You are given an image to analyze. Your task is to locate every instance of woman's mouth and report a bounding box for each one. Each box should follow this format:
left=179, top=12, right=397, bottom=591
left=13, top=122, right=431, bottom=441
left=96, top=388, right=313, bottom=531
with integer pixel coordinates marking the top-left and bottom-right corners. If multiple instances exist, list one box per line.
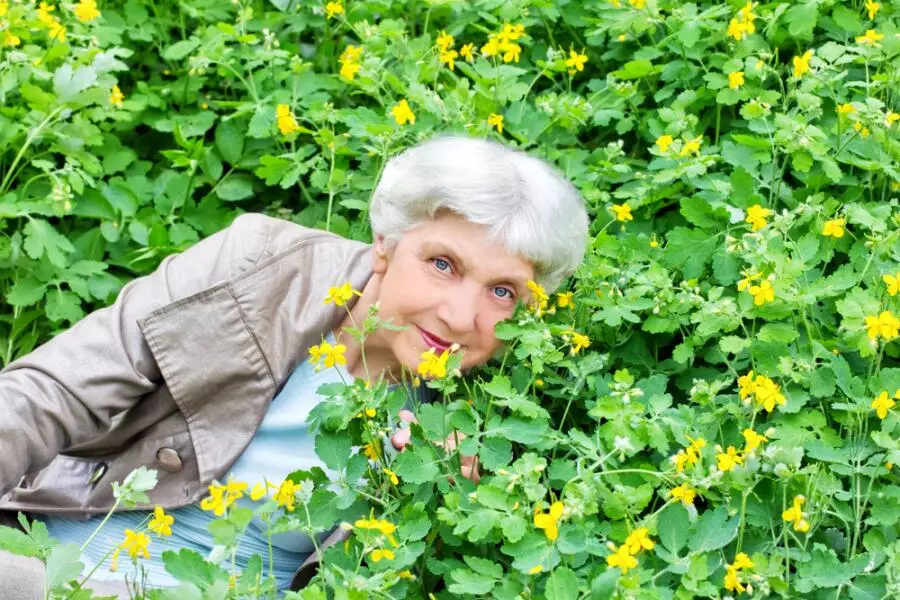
left=417, top=326, right=452, bottom=352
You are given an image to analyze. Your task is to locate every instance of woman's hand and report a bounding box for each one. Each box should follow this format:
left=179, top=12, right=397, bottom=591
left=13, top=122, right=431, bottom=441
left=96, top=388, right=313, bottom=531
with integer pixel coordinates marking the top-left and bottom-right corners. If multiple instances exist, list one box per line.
left=391, top=410, right=480, bottom=484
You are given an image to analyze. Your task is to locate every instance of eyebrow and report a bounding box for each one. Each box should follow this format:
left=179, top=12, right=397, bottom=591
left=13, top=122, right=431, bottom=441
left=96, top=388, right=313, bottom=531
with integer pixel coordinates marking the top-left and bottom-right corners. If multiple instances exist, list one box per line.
left=424, top=241, right=532, bottom=290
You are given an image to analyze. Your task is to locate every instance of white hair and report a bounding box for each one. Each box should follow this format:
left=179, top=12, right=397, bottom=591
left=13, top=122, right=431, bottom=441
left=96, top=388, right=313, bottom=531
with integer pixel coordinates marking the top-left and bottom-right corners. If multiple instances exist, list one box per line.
left=369, top=135, right=589, bottom=291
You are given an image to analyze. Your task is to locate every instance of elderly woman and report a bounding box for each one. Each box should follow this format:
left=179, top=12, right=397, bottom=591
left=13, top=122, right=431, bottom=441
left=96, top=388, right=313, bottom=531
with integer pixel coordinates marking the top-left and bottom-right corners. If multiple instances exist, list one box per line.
left=0, top=135, right=588, bottom=597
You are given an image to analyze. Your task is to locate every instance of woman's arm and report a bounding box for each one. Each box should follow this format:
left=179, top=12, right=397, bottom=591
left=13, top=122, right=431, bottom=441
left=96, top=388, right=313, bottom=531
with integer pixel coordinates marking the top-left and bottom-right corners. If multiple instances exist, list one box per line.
left=0, top=213, right=273, bottom=496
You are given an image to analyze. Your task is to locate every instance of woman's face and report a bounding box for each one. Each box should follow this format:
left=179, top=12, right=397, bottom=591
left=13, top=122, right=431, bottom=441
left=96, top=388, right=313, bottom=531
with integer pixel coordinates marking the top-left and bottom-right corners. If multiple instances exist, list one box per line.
left=369, top=212, right=535, bottom=375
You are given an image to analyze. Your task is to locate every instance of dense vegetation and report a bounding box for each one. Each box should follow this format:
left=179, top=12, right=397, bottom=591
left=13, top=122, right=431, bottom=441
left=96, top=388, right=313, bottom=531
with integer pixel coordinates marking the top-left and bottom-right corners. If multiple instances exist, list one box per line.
left=2, top=0, right=900, bottom=598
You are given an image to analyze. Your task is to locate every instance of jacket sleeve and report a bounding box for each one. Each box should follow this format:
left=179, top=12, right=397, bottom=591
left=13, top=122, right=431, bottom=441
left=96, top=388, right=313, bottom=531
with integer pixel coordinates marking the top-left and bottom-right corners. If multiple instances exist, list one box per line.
left=0, top=213, right=273, bottom=497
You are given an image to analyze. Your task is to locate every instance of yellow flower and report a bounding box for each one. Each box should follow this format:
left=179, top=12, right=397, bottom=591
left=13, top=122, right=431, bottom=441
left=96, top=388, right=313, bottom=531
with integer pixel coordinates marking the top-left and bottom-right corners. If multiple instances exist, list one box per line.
left=459, top=42, right=474, bottom=61
left=338, top=45, right=363, bottom=81
left=737, top=270, right=762, bottom=292
left=656, top=134, right=674, bottom=154
left=436, top=31, right=454, bottom=51
left=0, top=0, right=7, bottom=17
left=629, top=0, right=645, bottom=9
left=837, top=103, right=856, bottom=116
left=745, top=203, right=772, bottom=231
left=370, top=548, right=395, bottom=562
left=886, top=111, right=900, bottom=126
left=276, top=104, right=301, bottom=136
left=325, top=1, right=344, bottom=19
left=488, top=113, right=504, bottom=134
left=670, top=484, right=696, bottom=506
left=308, top=339, right=347, bottom=369
left=527, top=280, right=549, bottom=315
left=738, top=1, right=757, bottom=30
left=606, top=544, right=638, bottom=573
left=742, top=428, right=768, bottom=455
left=748, top=279, right=775, bottom=306
left=324, top=282, right=361, bottom=306
left=857, top=29, right=884, bottom=46
left=782, top=495, right=810, bottom=532
left=417, top=348, right=450, bottom=379
left=533, top=501, right=564, bottom=541
left=2, top=31, right=21, bottom=47
left=528, top=564, right=543, bottom=574
left=717, top=446, right=744, bottom=472
left=883, top=273, right=900, bottom=296
left=362, top=441, right=380, bottom=461
left=679, top=135, right=703, bottom=157
left=724, top=565, right=746, bottom=594
left=556, top=292, right=574, bottom=308
left=854, top=121, right=871, bottom=137
left=822, top=217, right=846, bottom=238
left=649, top=234, right=660, bottom=248
left=871, top=390, right=896, bottom=419
left=274, top=479, right=301, bottom=511
left=737, top=370, right=756, bottom=399
left=865, top=0, right=880, bottom=20
left=792, top=50, right=813, bottom=78
left=383, top=468, right=399, bottom=485
left=611, top=203, right=633, bottom=222
left=398, top=569, right=415, bottom=579
left=481, top=34, right=501, bottom=58
left=754, top=375, right=786, bottom=412
left=728, top=71, right=745, bottom=90
left=73, top=0, right=101, bottom=22
left=390, top=99, right=415, bottom=125
left=625, top=527, right=654, bottom=553
left=733, top=552, right=754, bottom=570
left=341, top=44, right=364, bottom=62
left=727, top=18, right=748, bottom=41
left=340, top=60, right=361, bottom=80
left=865, top=310, right=900, bottom=341
left=148, top=506, right=174, bottom=537
left=565, top=48, right=588, bottom=74
left=355, top=518, right=398, bottom=536
left=566, top=330, right=590, bottom=354
left=439, top=48, right=458, bottom=70
left=121, top=529, right=150, bottom=560
left=250, top=483, right=267, bottom=501
left=499, top=23, right=525, bottom=42
left=109, top=84, right=125, bottom=108
left=501, top=41, right=521, bottom=63
left=200, top=478, right=247, bottom=516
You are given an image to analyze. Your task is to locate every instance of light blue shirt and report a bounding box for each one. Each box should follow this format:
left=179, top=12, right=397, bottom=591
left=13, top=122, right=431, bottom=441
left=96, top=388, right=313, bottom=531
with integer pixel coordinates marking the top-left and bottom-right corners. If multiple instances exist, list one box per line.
left=43, top=335, right=350, bottom=591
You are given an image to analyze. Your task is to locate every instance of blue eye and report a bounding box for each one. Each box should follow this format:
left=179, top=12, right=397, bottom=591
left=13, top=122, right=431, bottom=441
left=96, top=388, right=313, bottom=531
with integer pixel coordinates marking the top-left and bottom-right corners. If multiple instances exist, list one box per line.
left=494, top=287, right=514, bottom=300
left=434, top=258, right=451, bottom=272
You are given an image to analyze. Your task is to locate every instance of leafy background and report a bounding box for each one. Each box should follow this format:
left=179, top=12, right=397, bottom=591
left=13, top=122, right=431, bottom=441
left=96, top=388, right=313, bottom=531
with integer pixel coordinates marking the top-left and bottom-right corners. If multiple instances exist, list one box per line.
left=3, top=0, right=900, bottom=598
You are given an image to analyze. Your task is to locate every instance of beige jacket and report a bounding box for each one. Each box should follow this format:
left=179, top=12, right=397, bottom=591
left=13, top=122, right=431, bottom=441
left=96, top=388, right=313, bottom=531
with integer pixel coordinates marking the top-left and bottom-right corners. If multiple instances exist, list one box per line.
left=0, top=213, right=372, bottom=517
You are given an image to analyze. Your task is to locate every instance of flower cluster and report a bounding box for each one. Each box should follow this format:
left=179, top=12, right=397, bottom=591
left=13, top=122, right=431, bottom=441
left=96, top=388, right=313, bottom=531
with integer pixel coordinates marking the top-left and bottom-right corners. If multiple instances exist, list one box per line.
left=822, top=217, right=846, bottom=238
left=724, top=552, right=755, bottom=595
left=73, top=0, right=100, bottom=22
left=672, top=436, right=706, bottom=473
left=355, top=517, right=399, bottom=562
left=865, top=310, right=900, bottom=342
left=276, top=104, right=300, bottom=136
left=738, top=370, right=786, bottom=412
left=309, top=338, right=347, bottom=370
left=391, top=99, right=415, bottom=125
left=37, top=2, right=66, bottom=42
left=782, top=494, right=810, bottom=532
left=324, top=282, right=361, bottom=307
left=417, top=347, right=450, bottom=379
left=481, top=23, right=525, bottom=63
left=325, top=0, right=344, bottom=19
left=339, top=44, right=363, bottom=81
left=533, top=500, right=564, bottom=541
left=110, top=506, right=174, bottom=571
left=871, top=389, right=899, bottom=419
left=435, top=30, right=466, bottom=71
left=737, top=270, right=775, bottom=306
left=526, top=280, right=549, bottom=316
left=200, top=477, right=248, bottom=516
left=726, top=2, right=757, bottom=41
left=606, top=528, right=655, bottom=574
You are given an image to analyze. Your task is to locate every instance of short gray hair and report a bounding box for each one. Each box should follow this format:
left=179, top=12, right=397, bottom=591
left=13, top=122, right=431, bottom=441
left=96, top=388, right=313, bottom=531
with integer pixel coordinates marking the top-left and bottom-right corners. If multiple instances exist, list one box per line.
left=369, top=136, right=589, bottom=291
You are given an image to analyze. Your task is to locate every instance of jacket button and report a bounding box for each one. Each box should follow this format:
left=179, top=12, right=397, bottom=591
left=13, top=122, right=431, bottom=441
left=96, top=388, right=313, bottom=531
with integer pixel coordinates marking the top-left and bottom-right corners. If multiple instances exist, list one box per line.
left=156, top=448, right=183, bottom=473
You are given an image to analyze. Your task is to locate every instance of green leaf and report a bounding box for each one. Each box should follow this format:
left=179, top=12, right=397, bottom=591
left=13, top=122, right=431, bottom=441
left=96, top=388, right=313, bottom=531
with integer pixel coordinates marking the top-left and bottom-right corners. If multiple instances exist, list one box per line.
left=464, top=555, right=503, bottom=579
left=393, top=445, right=440, bottom=484
left=216, top=175, right=255, bottom=201
left=691, top=506, right=738, bottom=553
left=45, top=289, right=84, bottom=324
left=315, top=431, right=352, bottom=471
left=758, top=322, right=799, bottom=344
left=23, top=219, right=75, bottom=268
left=448, top=567, right=497, bottom=595
left=662, top=227, right=718, bottom=279
left=719, top=336, right=751, bottom=355
left=44, top=544, right=83, bottom=589
left=479, top=437, right=512, bottom=470
left=784, top=2, right=818, bottom=40
left=658, top=503, right=690, bottom=554
left=545, top=566, right=579, bottom=600
left=0, top=525, right=41, bottom=557
left=53, top=64, right=98, bottom=101
left=162, top=39, right=199, bottom=60
left=162, top=549, right=229, bottom=586
left=6, top=277, right=48, bottom=307
left=215, top=120, right=245, bottom=165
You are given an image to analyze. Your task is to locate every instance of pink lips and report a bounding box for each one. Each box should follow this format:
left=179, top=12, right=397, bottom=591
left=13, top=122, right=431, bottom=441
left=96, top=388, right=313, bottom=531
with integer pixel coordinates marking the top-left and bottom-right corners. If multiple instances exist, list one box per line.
left=418, top=326, right=451, bottom=352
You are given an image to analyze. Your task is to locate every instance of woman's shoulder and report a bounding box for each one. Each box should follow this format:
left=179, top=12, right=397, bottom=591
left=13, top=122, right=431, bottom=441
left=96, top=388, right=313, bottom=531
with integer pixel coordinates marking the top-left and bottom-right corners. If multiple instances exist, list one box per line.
left=229, top=213, right=369, bottom=263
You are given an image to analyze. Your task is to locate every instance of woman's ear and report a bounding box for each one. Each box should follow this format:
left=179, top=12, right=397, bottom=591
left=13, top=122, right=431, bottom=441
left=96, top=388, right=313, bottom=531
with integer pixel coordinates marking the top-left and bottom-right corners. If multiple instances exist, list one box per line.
left=372, top=235, right=389, bottom=274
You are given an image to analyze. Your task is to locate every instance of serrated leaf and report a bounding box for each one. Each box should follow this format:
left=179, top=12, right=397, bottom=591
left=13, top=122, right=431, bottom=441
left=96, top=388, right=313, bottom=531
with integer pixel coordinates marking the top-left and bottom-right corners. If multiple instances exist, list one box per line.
left=546, top=566, right=579, bottom=600
left=315, top=431, right=352, bottom=471
left=163, top=548, right=229, bottom=586
left=393, top=445, right=440, bottom=484
left=23, top=219, right=75, bottom=268
left=691, top=505, right=738, bottom=553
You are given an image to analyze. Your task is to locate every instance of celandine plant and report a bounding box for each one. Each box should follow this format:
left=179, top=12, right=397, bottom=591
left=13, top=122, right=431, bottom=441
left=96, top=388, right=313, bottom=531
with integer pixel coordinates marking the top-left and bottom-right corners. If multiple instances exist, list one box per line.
left=3, top=0, right=900, bottom=598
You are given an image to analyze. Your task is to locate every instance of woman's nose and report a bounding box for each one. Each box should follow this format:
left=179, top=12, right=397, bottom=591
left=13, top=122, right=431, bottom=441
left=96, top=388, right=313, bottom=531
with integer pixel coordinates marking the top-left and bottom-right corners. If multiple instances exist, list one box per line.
left=436, top=287, right=479, bottom=335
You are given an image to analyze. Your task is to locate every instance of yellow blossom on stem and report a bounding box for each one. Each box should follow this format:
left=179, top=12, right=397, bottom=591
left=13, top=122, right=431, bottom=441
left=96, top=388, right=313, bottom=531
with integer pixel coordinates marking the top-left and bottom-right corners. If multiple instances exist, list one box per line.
left=325, top=1, right=344, bottom=19
left=533, top=501, right=564, bottom=541
left=529, top=564, right=543, bottom=574
left=822, top=217, right=846, bottom=238
left=362, top=441, right=380, bottom=461
left=871, top=390, right=897, bottom=419
left=481, top=34, right=501, bottom=58
left=527, top=280, right=549, bottom=315
left=390, top=99, right=415, bottom=125
left=625, top=527, right=654, bottom=553
left=436, top=31, right=454, bottom=51
left=737, top=370, right=756, bottom=399
left=742, top=428, right=768, bottom=454
left=629, top=0, right=645, bottom=9
left=727, top=18, right=748, bottom=41
left=2, top=31, right=20, bottom=47
left=656, top=134, right=674, bottom=154
left=383, top=468, right=399, bottom=485
left=566, top=48, right=588, bottom=74
left=308, top=339, right=347, bottom=370
left=865, top=0, right=880, bottom=20
left=882, top=273, right=900, bottom=296
left=886, top=111, right=900, bottom=127
left=754, top=375, right=786, bottom=412
left=748, top=279, right=775, bottom=306
left=728, top=71, right=745, bottom=90
left=459, top=42, right=474, bottom=61
left=611, top=203, right=633, bottom=222
left=121, top=529, right=150, bottom=560
left=837, top=103, right=856, bottom=116
left=324, top=282, right=361, bottom=306
left=792, top=50, right=813, bottom=78
left=566, top=330, right=590, bottom=354
left=857, top=29, right=884, bottom=46
left=679, top=135, right=702, bottom=157
left=745, top=203, right=772, bottom=231
left=782, top=495, right=810, bottom=532
left=439, top=48, right=458, bottom=70
left=724, top=565, right=746, bottom=594
left=670, top=484, right=697, bottom=506
left=717, top=446, right=744, bottom=472
left=417, top=348, right=450, bottom=379
left=73, top=0, right=101, bottom=22
left=250, top=483, right=267, bottom=501
left=338, top=45, right=363, bottom=81
left=109, top=85, right=125, bottom=108
left=865, top=310, right=900, bottom=341
left=733, top=552, right=754, bottom=570
left=148, top=506, right=174, bottom=537
left=274, top=478, right=301, bottom=511
left=606, top=544, right=638, bottom=573
left=276, top=104, right=301, bottom=136
left=370, top=548, right=395, bottom=562
left=488, top=113, right=504, bottom=134
left=556, top=291, right=574, bottom=308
